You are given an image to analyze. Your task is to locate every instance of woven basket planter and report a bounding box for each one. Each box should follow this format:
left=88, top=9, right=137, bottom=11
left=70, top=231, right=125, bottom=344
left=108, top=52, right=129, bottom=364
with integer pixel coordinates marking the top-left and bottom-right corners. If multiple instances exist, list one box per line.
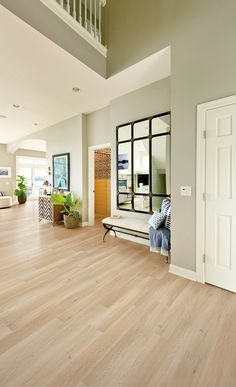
left=63, top=214, right=79, bottom=229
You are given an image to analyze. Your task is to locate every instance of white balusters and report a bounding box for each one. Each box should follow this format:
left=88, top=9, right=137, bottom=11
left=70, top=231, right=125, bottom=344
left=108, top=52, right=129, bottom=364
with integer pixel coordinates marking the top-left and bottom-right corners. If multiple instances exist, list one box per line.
left=94, top=0, right=97, bottom=38
left=90, top=0, right=92, bottom=34
left=73, top=0, right=76, bottom=19
left=66, top=0, right=70, bottom=14
left=99, top=1, right=101, bottom=42
left=85, top=0, right=87, bottom=29
left=53, top=0, right=105, bottom=47
left=79, top=0, right=82, bottom=24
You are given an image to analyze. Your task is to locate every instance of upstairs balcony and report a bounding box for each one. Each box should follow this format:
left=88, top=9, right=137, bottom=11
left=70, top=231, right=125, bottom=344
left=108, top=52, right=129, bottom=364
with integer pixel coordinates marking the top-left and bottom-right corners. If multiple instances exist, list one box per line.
left=40, top=0, right=107, bottom=57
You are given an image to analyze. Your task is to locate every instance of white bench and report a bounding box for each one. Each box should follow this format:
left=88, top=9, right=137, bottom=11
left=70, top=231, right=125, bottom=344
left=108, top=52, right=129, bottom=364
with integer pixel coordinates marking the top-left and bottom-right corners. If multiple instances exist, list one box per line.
left=102, top=216, right=170, bottom=263
left=102, top=216, right=149, bottom=243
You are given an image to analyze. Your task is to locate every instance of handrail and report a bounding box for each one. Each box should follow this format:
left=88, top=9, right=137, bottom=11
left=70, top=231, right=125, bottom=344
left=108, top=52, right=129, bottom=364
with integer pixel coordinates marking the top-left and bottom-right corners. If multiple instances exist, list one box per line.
left=40, top=0, right=107, bottom=57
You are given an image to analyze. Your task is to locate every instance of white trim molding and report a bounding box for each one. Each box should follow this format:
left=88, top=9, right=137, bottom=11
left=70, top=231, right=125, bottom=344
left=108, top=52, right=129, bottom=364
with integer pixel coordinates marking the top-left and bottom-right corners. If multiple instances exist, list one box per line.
left=88, top=142, right=111, bottom=226
left=80, top=221, right=89, bottom=227
left=169, top=265, right=197, bottom=282
left=40, top=0, right=107, bottom=57
left=196, top=94, right=236, bottom=284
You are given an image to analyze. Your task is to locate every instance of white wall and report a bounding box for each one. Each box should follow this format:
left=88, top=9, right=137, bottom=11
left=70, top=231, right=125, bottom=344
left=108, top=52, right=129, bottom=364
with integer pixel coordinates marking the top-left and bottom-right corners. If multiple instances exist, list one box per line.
left=87, top=106, right=111, bottom=147
left=0, top=144, right=46, bottom=196
left=9, top=114, right=88, bottom=222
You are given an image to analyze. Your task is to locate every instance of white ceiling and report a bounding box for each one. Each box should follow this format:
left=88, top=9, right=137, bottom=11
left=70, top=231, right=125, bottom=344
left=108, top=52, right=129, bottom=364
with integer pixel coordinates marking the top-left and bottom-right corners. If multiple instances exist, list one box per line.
left=0, top=4, right=170, bottom=144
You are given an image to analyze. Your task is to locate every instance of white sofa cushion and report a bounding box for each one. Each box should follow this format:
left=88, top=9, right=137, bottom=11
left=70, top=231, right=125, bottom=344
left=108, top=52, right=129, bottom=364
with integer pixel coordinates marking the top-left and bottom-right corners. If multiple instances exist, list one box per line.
left=0, top=196, right=12, bottom=208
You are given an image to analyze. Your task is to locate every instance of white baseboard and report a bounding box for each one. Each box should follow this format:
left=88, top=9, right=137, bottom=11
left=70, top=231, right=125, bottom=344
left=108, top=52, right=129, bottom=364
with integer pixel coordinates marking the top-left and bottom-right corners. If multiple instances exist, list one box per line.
left=169, top=264, right=197, bottom=282
left=111, top=232, right=150, bottom=246
left=80, top=222, right=89, bottom=227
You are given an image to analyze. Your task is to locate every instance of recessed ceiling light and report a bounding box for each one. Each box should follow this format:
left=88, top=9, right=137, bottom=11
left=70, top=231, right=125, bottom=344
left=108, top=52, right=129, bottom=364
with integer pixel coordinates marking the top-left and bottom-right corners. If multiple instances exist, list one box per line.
left=13, top=104, right=21, bottom=108
left=72, top=87, right=80, bottom=93
left=0, top=115, right=7, bottom=119
left=33, top=123, right=38, bottom=126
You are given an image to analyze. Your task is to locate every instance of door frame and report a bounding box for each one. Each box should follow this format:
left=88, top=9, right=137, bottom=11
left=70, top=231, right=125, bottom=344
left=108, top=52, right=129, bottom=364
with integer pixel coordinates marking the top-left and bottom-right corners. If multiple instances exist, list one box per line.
left=88, top=143, right=111, bottom=226
left=196, top=94, right=236, bottom=284
left=16, top=155, right=47, bottom=200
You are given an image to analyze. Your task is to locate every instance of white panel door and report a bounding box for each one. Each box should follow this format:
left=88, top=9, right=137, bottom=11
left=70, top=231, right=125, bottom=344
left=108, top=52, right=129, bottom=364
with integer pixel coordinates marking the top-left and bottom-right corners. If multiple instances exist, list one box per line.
left=205, top=104, right=236, bottom=292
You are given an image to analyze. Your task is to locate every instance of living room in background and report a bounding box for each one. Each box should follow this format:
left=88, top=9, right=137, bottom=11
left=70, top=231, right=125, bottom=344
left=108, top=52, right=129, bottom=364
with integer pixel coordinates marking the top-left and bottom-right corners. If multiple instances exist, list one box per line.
left=16, top=156, right=47, bottom=199
left=117, top=112, right=171, bottom=214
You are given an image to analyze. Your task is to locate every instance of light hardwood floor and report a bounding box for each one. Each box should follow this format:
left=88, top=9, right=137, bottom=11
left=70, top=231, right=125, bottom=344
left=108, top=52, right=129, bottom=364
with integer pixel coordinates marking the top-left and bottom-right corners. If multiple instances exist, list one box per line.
left=0, top=202, right=236, bottom=387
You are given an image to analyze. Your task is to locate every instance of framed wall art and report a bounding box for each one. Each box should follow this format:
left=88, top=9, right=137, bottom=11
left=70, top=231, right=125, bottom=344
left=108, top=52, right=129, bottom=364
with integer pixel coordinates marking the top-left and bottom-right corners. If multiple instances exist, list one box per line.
left=52, top=153, right=70, bottom=191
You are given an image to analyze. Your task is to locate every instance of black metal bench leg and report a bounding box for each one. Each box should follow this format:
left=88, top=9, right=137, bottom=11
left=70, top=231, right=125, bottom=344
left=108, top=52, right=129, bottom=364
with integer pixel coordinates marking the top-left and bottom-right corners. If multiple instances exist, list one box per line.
left=103, top=228, right=110, bottom=242
left=103, top=224, right=116, bottom=242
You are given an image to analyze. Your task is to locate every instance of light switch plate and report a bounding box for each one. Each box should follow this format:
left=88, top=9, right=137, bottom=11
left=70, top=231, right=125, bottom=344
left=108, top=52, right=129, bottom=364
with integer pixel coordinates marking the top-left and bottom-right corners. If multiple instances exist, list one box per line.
left=180, top=186, right=191, bottom=196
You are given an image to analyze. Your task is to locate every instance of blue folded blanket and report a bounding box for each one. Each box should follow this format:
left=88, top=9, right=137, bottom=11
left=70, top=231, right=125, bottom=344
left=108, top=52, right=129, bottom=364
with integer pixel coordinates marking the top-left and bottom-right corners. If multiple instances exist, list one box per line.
left=149, top=226, right=170, bottom=257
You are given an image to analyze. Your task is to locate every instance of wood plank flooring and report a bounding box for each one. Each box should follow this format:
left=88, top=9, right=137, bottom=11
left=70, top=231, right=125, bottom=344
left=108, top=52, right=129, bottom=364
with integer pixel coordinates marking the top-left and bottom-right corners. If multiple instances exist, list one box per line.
left=0, top=202, right=236, bottom=387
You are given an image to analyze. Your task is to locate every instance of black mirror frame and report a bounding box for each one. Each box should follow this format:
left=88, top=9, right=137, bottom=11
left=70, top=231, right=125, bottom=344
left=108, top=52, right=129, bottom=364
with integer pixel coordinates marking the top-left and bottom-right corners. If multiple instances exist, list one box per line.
left=116, top=111, right=171, bottom=214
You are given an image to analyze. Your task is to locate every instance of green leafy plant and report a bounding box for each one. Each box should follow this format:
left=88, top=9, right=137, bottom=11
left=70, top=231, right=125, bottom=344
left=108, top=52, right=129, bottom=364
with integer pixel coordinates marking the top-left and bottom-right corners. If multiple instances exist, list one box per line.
left=51, top=192, right=81, bottom=219
left=14, top=175, right=27, bottom=202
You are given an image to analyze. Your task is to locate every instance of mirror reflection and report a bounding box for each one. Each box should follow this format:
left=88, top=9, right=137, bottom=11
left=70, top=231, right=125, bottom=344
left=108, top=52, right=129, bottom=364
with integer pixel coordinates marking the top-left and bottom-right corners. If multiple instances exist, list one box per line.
left=152, top=115, right=170, bottom=135
left=152, top=196, right=164, bottom=212
left=117, top=112, right=170, bottom=213
left=134, top=195, right=150, bottom=212
left=134, top=120, right=149, bottom=138
left=118, top=142, right=131, bottom=193
left=118, top=124, right=131, bottom=142
left=152, top=135, right=171, bottom=195
left=134, top=139, right=149, bottom=194
left=118, top=194, right=132, bottom=210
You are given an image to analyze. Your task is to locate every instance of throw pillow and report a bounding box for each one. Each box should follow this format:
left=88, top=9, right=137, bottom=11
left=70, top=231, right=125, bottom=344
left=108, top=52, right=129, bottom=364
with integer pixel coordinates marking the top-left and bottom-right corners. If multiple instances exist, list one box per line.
left=161, top=198, right=171, bottom=216
left=165, top=206, right=171, bottom=230
left=148, top=211, right=166, bottom=230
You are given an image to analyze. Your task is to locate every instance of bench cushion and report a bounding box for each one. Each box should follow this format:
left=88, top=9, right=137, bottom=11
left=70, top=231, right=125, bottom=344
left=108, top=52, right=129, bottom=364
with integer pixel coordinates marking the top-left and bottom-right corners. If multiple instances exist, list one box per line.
left=102, top=217, right=149, bottom=234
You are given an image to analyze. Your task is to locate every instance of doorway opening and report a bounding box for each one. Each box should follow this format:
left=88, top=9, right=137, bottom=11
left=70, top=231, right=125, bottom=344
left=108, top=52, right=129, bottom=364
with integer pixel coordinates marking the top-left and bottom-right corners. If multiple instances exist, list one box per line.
left=16, top=156, right=47, bottom=199
left=88, top=143, right=111, bottom=226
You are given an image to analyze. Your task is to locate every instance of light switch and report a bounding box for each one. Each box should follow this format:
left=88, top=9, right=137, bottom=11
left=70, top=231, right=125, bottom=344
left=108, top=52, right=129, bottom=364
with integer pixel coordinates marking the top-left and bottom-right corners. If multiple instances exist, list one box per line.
left=180, top=186, right=191, bottom=196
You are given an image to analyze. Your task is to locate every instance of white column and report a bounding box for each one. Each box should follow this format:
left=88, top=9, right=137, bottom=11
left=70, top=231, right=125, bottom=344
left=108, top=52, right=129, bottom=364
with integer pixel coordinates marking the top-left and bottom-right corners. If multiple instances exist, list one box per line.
left=60, top=0, right=63, bottom=6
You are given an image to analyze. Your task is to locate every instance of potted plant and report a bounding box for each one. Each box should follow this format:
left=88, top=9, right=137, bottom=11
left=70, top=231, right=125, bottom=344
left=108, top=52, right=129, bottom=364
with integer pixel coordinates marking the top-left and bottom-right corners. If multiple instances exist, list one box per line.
left=14, top=175, right=27, bottom=204
left=51, top=192, right=81, bottom=229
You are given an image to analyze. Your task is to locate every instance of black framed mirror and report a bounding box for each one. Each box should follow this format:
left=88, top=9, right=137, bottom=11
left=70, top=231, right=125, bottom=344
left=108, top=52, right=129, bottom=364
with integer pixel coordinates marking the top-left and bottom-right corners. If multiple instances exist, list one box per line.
left=52, top=153, right=70, bottom=191
left=116, top=112, right=171, bottom=214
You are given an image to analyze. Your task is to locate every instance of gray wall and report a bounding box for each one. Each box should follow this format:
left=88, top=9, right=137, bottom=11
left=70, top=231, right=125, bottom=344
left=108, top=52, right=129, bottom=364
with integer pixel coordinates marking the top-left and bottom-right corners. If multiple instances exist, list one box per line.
left=171, top=0, right=236, bottom=271
left=103, top=0, right=171, bottom=76
left=87, top=77, right=171, bottom=218
left=0, top=144, right=46, bottom=196
left=104, top=0, right=236, bottom=271
left=0, top=0, right=106, bottom=77
left=87, top=106, right=111, bottom=147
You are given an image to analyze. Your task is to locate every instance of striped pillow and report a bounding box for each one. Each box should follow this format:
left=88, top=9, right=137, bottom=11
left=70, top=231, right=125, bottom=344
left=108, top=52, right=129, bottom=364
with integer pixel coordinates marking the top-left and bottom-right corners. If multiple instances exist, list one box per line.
left=165, top=206, right=171, bottom=230
left=161, top=198, right=171, bottom=230
left=148, top=211, right=166, bottom=230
